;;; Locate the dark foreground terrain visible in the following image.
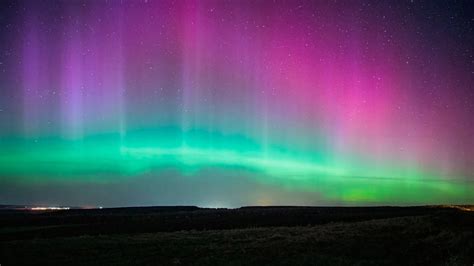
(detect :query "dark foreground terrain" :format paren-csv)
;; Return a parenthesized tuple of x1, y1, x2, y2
(0, 205, 473, 265)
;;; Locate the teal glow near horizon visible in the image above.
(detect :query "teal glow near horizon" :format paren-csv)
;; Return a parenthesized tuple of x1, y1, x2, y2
(1, 130, 473, 205)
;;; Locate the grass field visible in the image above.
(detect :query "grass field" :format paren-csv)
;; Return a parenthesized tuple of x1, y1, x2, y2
(0, 206, 473, 265)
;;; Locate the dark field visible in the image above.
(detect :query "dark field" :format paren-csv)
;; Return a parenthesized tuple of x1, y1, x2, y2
(0, 206, 473, 265)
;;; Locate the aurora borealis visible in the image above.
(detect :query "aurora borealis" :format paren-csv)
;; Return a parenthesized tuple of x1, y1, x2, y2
(0, 0, 473, 207)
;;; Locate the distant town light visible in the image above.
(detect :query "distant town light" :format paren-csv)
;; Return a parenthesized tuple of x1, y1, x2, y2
(30, 207, 70, 211)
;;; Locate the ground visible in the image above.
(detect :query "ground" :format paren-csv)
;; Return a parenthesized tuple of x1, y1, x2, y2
(0, 206, 473, 265)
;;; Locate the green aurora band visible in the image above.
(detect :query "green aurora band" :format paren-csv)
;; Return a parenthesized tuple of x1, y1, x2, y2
(1, 129, 472, 205)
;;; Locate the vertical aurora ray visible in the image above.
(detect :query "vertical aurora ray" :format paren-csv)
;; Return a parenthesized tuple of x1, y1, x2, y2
(0, 0, 473, 206)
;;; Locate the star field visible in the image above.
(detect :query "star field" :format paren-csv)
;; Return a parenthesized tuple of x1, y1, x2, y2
(0, 0, 473, 207)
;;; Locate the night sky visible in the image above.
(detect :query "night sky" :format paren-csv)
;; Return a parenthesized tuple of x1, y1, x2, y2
(0, 0, 473, 207)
